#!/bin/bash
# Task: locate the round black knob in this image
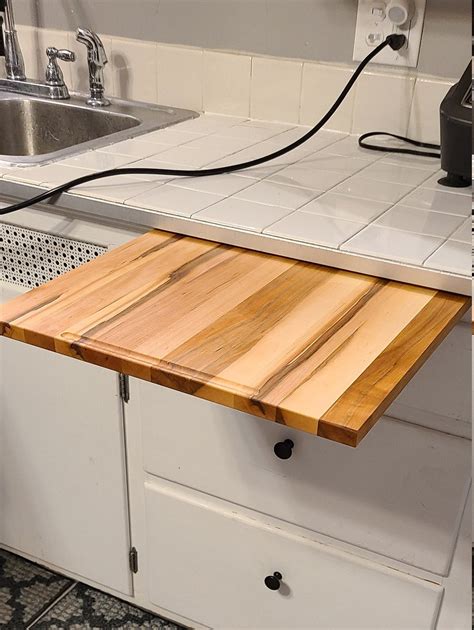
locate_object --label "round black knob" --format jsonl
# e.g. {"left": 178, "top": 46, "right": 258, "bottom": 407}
{"left": 274, "top": 439, "right": 294, "bottom": 460}
{"left": 264, "top": 572, "right": 283, "bottom": 591}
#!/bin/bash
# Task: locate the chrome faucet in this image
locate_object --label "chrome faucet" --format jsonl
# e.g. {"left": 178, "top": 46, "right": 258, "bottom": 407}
{"left": 0, "top": 0, "right": 75, "bottom": 99}
{"left": 0, "top": 0, "right": 25, "bottom": 80}
{"left": 76, "top": 27, "right": 110, "bottom": 107}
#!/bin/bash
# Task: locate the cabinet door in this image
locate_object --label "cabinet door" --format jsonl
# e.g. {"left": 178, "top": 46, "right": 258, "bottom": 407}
{"left": 0, "top": 283, "right": 132, "bottom": 595}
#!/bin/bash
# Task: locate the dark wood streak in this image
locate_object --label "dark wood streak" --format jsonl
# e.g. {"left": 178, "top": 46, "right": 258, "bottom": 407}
{"left": 73, "top": 243, "right": 227, "bottom": 343}
{"left": 131, "top": 233, "right": 185, "bottom": 262}
{"left": 1, "top": 293, "right": 63, "bottom": 324}
{"left": 166, "top": 261, "right": 330, "bottom": 373}
{"left": 251, "top": 279, "right": 387, "bottom": 406}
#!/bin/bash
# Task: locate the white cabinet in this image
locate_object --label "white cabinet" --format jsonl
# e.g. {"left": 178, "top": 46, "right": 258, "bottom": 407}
{"left": 144, "top": 479, "right": 442, "bottom": 630}
{"left": 0, "top": 283, "right": 132, "bottom": 596}
{"left": 129, "top": 378, "right": 471, "bottom": 577}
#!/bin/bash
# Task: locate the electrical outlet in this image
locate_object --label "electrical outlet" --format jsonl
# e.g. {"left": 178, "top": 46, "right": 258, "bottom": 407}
{"left": 353, "top": 0, "right": 427, "bottom": 68}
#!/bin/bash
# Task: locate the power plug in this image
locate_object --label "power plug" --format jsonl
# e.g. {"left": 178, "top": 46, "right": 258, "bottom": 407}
{"left": 353, "top": 0, "right": 426, "bottom": 68}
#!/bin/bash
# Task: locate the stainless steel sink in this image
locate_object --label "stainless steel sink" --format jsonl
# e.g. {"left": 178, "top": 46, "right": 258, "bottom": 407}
{"left": 0, "top": 91, "right": 198, "bottom": 166}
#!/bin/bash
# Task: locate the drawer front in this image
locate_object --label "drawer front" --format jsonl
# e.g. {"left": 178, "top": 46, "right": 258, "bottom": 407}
{"left": 144, "top": 481, "right": 441, "bottom": 629}
{"left": 133, "top": 378, "right": 471, "bottom": 577}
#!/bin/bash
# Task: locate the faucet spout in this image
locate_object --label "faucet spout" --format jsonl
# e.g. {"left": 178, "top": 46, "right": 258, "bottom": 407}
{"left": 0, "top": 0, "right": 26, "bottom": 80}
{"left": 76, "top": 27, "right": 110, "bottom": 107}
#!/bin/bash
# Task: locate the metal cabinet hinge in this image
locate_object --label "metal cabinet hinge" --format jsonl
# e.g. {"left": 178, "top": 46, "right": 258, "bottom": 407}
{"left": 119, "top": 374, "right": 130, "bottom": 403}
{"left": 129, "top": 547, "right": 138, "bottom": 574}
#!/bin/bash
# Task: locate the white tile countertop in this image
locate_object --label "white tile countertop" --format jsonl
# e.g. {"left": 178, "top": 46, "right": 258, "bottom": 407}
{"left": 0, "top": 114, "right": 471, "bottom": 295}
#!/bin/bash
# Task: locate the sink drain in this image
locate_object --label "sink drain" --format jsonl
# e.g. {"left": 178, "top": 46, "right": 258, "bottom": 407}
{"left": 0, "top": 223, "right": 107, "bottom": 289}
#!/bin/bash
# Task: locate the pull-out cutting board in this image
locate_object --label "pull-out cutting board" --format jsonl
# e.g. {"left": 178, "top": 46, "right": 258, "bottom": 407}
{"left": 1, "top": 230, "right": 469, "bottom": 447}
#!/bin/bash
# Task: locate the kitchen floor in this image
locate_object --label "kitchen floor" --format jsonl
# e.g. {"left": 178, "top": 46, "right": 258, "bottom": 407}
{"left": 0, "top": 549, "right": 183, "bottom": 629}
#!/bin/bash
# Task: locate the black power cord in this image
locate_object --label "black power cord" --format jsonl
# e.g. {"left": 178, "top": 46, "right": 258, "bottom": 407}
{"left": 0, "top": 34, "right": 409, "bottom": 216}
{"left": 358, "top": 131, "right": 441, "bottom": 158}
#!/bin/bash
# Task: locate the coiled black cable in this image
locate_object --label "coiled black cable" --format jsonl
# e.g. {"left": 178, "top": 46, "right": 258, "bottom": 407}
{"left": 358, "top": 131, "right": 441, "bottom": 158}
{"left": 0, "top": 34, "right": 409, "bottom": 216}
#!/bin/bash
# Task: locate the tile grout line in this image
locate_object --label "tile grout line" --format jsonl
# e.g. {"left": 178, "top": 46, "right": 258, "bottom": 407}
{"left": 26, "top": 581, "right": 78, "bottom": 629}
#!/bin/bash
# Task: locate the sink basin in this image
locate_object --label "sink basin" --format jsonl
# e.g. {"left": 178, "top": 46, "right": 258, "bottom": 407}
{"left": 0, "top": 91, "right": 198, "bottom": 166}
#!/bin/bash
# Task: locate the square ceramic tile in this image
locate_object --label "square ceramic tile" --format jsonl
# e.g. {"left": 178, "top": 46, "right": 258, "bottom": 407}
{"left": 111, "top": 38, "right": 158, "bottom": 103}
{"left": 408, "top": 78, "right": 454, "bottom": 144}
{"left": 317, "top": 135, "right": 383, "bottom": 161}
{"left": 243, "top": 120, "right": 294, "bottom": 131}
{"left": 142, "top": 128, "right": 205, "bottom": 146}
{"left": 270, "top": 128, "right": 346, "bottom": 153}
{"left": 352, "top": 72, "right": 416, "bottom": 135}
{"left": 300, "top": 63, "right": 355, "bottom": 132}
{"left": 297, "top": 153, "right": 372, "bottom": 174}
{"left": 374, "top": 205, "right": 464, "bottom": 239}
{"left": 332, "top": 174, "right": 414, "bottom": 204}
{"left": 424, "top": 240, "right": 471, "bottom": 275}
{"left": 264, "top": 212, "right": 363, "bottom": 248}
{"left": 171, "top": 174, "right": 253, "bottom": 196}
{"left": 175, "top": 114, "right": 248, "bottom": 134}
{"left": 99, "top": 139, "right": 169, "bottom": 159}
{"left": 235, "top": 180, "right": 321, "bottom": 210}
{"left": 382, "top": 153, "right": 441, "bottom": 171}
{"left": 194, "top": 197, "right": 291, "bottom": 232}
{"left": 215, "top": 123, "right": 284, "bottom": 142}
{"left": 4, "top": 164, "right": 92, "bottom": 187}
{"left": 156, "top": 45, "right": 203, "bottom": 111}
{"left": 402, "top": 187, "right": 471, "bottom": 217}
{"left": 59, "top": 152, "right": 134, "bottom": 171}
{"left": 250, "top": 57, "right": 302, "bottom": 124}
{"left": 342, "top": 224, "right": 444, "bottom": 266}
{"left": 203, "top": 51, "right": 251, "bottom": 117}
{"left": 299, "top": 192, "right": 391, "bottom": 223}
{"left": 360, "top": 161, "right": 433, "bottom": 187}
{"left": 127, "top": 184, "right": 223, "bottom": 217}
{"left": 269, "top": 165, "right": 350, "bottom": 191}
{"left": 74, "top": 176, "right": 162, "bottom": 203}
{"left": 185, "top": 135, "right": 257, "bottom": 154}
{"left": 450, "top": 218, "right": 472, "bottom": 244}
{"left": 120, "top": 159, "right": 177, "bottom": 183}
{"left": 421, "top": 171, "right": 472, "bottom": 196}
{"left": 150, "top": 146, "right": 215, "bottom": 168}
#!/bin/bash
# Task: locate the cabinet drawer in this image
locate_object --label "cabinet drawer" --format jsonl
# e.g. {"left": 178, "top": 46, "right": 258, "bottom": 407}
{"left": 144, "top": 481, "right": 442, "bottom": 629}
{"left": 133, "top": 378, "right": 470, "bottom": 576}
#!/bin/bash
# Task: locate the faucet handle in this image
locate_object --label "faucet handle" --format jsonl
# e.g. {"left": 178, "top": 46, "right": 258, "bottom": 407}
{"left": 48, "top": 47, "right": 76, "bottom": 64}
{"left": 45, "top": 46, "right": 75, "bottom": 95}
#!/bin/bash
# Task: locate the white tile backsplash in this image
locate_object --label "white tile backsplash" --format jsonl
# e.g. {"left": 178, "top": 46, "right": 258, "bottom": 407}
{"left": 16, "top": 26, "right": 449, "bottom": 144}
{"left": 250, "top": 57, "right": 302, "bottom": 124}
{"left": 300, "top": 63, "right": 355, "bottom": 132}
{"left": 408, "top": 78, "right": 454, "bottom": 145}
{"left": 110, "top": 37, "right": 158, "bottom": 103}
{"left": 352, "top": 71, "right": 416, "bottom": 135}
{"left": 156, "top": 45, "right": 203, "bottom": 111}
{"left": 203, "top": 51, "right": 251, "bottom": 117}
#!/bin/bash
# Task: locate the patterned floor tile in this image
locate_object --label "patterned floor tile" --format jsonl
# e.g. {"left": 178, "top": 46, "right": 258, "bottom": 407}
{"left": 32, "top": 582, "right": 184, "bottom": 629}
{"left": 0, "top": 548, "right": 73, "bottom": 629}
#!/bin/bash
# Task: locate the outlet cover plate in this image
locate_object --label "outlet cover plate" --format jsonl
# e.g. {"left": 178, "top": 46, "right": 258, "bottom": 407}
{"left": 353, "top": 0, "right": 427, "bottom": 68}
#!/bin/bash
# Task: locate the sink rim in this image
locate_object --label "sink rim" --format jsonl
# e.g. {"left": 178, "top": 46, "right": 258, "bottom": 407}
{"left": 0, "top": 90, "right": 199, "bottom": 167}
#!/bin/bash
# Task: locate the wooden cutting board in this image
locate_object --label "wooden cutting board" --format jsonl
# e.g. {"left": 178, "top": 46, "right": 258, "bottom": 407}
{"left": 1, "top": 230, "right": 469, "bottom": 447}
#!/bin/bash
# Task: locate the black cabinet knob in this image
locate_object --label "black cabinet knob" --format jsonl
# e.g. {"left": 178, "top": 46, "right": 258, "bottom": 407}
{"left": 274, "top": 439, "right": 294, "bottom": 460}
{"left": 264, "top": 572, "right": 283, "bottom": 591}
